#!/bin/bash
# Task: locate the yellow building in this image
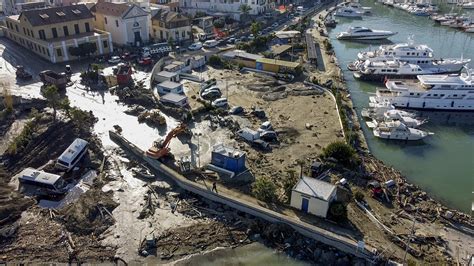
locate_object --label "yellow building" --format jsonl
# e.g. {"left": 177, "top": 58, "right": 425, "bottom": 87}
{"left": 256, "top": 58, "right": 301, "bottom": 73}
{"left": 151, "top": 9, "right": 192, "bottom": 44}
{"left": 4, "top": 4, "right": 113, "bottom": 63}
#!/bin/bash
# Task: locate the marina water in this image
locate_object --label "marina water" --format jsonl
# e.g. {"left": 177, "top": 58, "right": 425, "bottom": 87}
{"left": 329, "top": 0, "right": 474, "bottom": 212}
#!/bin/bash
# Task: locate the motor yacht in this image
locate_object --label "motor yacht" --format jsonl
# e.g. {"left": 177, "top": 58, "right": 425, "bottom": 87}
{"left": 371, "top": 120, "right": 432, "bottom": 140}
{"left": 370, "top": 68, "right": 474, "bottom": 111}
{"left": 337, "top": 27, "right": 397, "bottom": 40}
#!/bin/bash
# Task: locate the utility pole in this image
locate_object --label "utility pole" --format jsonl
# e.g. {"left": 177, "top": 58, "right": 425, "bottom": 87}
{"left": 196, "top": 132, "right": 202, "bottom": 168}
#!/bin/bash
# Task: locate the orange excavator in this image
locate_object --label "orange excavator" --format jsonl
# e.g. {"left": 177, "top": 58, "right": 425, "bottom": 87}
{"left": 146, "top": 123, "right": 188, "bottom": 160}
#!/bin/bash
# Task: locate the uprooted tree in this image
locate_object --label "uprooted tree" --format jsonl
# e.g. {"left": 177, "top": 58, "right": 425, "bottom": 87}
{"left": 321, "top": 141, "right": 358, "bottom": 168}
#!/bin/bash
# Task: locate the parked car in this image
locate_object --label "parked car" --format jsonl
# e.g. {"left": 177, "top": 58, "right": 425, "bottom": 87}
{"left": 259, "top": 121, "right": 273, "bottom": 131}
{"left": 203, "top": 40, "right": 219, "bottom": 48}
{"left": 248, "top": 34, "right": 255, "bottom": 41}
{"left": 240, "top": 36, "right": 248, "bottom": 42}
{"left": 229, "top": 106, "right": 244, "bottom": 115}
{"left": 188, "top": 42, "right": 203, "bottom": 51}
{"left": 201, "top": 88, "right": 222, "bottom": 99}
{"left": 237, "top": 128, "right": 260, "bottom": 142}
{"left": 211, "top": 98, "right": 228, "bottom": 108}
{"left": 272, "top": 22, "right": 279, "bottom": 27}
{"left": 227, "top": 37, "right": 236, "bottom": 44}
{"left": 108, "top": 56, "right": 121, "bottom": 64}
{"left": 259, "top": 130, "right": 278, "bottom": 142}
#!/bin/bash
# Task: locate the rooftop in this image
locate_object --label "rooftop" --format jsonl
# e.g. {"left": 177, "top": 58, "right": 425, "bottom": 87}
{"left": 18, "top": 167, "right": 62, "bottom": 186}
{"left": 256, "top": 58, "right": 301, "bottom": 68}
{"left": 152, "top": 9, "right": 190, "bottom": 23}
{"left": 91, "top": 1, "right": 130, "bottom": 17}
{"left": 58, "top": 138, "right": 88, "bottom": 163}
{"left": 222, "top": 50, "right": 263, "bottom": 61}
{"left": 275, "top": 30, "right": 301, "bottom": 39}
{"left": 271, "top": 44, "right": 292, "bottom": 56}
{"left": 213, "top": 144, "right": 245, "bottom": 158}
{"left": 158, "top": 80, "right": 182, "bottom": 89}
{"left": 160, "top": 92, "right": 187, "bottom": 102}
{"left": 156, "top": 70, "right": 178, "bottom": 78}
{"left": 19, "top": 4, "right": 93, "bottom": 27}
{"left": 293, "top": 176, "right": 336, "bottom": 201}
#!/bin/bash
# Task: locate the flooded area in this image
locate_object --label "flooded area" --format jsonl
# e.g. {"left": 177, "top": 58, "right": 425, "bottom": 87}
{"left": 329, "top": 0, "right": 474, "bottom": 212}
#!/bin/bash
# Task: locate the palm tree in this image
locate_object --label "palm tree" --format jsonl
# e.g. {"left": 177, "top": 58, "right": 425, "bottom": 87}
{"left": 239, "top": 4, "right": 252, "bottom": 21}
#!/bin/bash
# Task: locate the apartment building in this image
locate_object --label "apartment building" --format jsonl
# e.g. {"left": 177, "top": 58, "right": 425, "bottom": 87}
{"left": 4, "top": 4, "right": 113, "bottom": 63}
{"left": 179, "top": 0, "right": 275, "bottom": 20}
{"left": 91, "top": 1, "right": 150, "bottom": 46}
{"left": 151, "top": 9, "right": 192, "bottom": 44}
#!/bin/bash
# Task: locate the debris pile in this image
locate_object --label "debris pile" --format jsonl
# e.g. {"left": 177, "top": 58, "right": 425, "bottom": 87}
{"left": 137, "top": 110, "right": 167, "bottom": 128}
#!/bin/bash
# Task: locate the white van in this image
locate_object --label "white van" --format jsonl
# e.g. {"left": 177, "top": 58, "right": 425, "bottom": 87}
{"left": 203, "top": 40, "right": 219, "bottom": 48}
{"left": 188, "top": 42, "right": 203, "bottom": 51}
{"left": 56, "top": 138, "right": 89, "bottom": 171}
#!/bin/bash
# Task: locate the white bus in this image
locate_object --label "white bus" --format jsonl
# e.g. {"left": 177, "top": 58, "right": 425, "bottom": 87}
{"left": 18, "top": 168, "right": 68, "bottom": 195}
{"left": 56, "top": 138, "right": 89, "bottom": 171}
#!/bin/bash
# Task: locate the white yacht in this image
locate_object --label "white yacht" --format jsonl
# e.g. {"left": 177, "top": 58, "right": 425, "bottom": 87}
{"left": 353, "top": 59, "right": 470, "bottom": 81}
{"left": 337, "top": 1, "right": 372, "bottom": 13}
{"left": 371, "top": 120, "right": 432, "bottom": 141}
{"left": 461, "top": 2, "right": 474, "bottom": 9}
{"left": 334, "top": 7, "right": 364, "bottom": 18}
{"left": 337, "top": 27, "right": 397, "bottom": 40}
{"left": 370, "top": 68, "right": 474, "bottom": 111}
{"left": 383, "top": 110, "right": 426, "bottom": 128}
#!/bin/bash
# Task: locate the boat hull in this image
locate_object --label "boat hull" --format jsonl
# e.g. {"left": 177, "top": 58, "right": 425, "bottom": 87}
{"left": 371, "top": 97, "right": 474, "bottom": 111}
{"left": 337, "top": 34, "right": 396, "bottom": 40}
{"left": 354, "top": 70, "right": 462, "bottom": 82}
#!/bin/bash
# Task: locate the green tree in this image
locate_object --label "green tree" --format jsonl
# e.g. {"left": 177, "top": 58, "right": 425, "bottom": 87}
{"left": 321, "top": 141, "right": 357, "bottom": 168}
{"left": 239, "top": 4, "right": 252, "bottom": 19}
{"left": 41, "top": 85, "right": 61, "bottom": 122}
{"left": 69, "top": 42, "right": 97, "bottom": 57}
{"left": 282, "top": 170, "right": 299, "bottom": 203}
{"left": 328, "top": 202, "right": 348, "bottom": 223}
{"left": 250, "top": 22, "right": 261, "bottom": 36}
{"left": 208, "top": 55, "right": 223, "bottom": 67}
{"left": 252, "top": 177, "right": 277, "bottom": 202}
{"left": 70, "top": 107, "right": 90, "bottom": 132}
{"left": 213, "top": 18, "right": 225, "bottom": 29}
{"left": 60, "top": 98, "right": 71, "bottom": 118}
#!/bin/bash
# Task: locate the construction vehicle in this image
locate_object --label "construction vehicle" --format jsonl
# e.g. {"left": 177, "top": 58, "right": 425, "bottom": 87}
{"left": 39, "top": 70, "right": 68, "bottom": 89}
{"left": 16, "top": 65, "right": 32, "bottom": 80}
{"left": 146, "top": 123, "right": 188, "bottom": 160}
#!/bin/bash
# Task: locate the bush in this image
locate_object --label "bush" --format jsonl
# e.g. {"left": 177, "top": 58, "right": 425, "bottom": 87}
{"left": 208, "top": 55, "right": 223, "bottom": 67}
{"left": 321, "top": 141, "right": 357, "bottom": 168}
{"left": 252, "top": 177, "right": 277, "bottom": 202}
{"left": 328, "top": 201, "right": 347, "bottom": 223}
{"left": 354, "top": 190, "right": 364, "bottom": 202}
{"left": 282, "top": 170, "right": 299, "bottom": 203}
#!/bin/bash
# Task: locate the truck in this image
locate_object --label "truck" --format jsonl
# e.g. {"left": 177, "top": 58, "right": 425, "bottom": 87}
{"left": 16, "top": 65, "right": 32, "bottom": 80}
{"left": 39, "top": 70, "right": 68, "bottom": 89}
{"left": 116, "top": 64, "right": 133, "bottom": 86}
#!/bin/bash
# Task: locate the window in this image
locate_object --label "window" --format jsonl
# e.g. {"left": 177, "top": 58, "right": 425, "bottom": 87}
{"left": 23, "top": 27, "right": 26, "bottom": 35}
{"left": 116, "top": 20, "right": 119, "bottom": 27}
{"left": 15, "top": 25, "right": 19, "bottom": 32}
{"left": 103, "top": 40, "right": 108, "bottom": 48}
{"left": 39, "top": 30, "right": 46, "bottom": 40}
{"left": 182, "top": 31, "right": 185, "bottom": 38}
{"left": 63, "top": 26, "right": 69, "bottom": 36}
{"left": 105, "top": 17, "right": 108, "bottom": 24}
{"left": 85, "top": 22, "right": 90, "bottom": 32}
{"left": 47, "top": 49, "right": 50, "bottom": 56}
{"left": 52, "top": 27, "right": 58, "bottom": 38}
{"left": 31, "top": 31, "right": 34, "bottom": 38}
{"left": 74, "top": 24, "right": 80, "bottom": 34}
{"left": 57, "top": 48, "right": 62, "bottom": 57}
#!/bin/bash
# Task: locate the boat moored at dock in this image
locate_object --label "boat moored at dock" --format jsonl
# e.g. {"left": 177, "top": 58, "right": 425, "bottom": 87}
{"left": 370, "top": 68, "right": 474, "bottom": 111}
{"left": 337, "top": 26, "right": 397, "bottom": 40}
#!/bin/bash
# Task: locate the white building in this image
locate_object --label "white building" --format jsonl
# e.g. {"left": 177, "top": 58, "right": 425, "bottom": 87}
{"left": 91, "top": 1, "right": 150, "bottom": 46}
{"left": 155, "top": 70, "right": 180, "bottom": 83}
{"left": 156, "top": 80, "right": 183, "bottom": 94}
{"left": 290, "top": 176, "right": 337, "bottom": 218}
{"left": 159, "top": 92, "right": 189, "bottom": 107}
{"left": 3, "top": 0, "right": 46, "bottom": 16}
{"left": 179, "top": 0, "right": 275, "bottom": 20}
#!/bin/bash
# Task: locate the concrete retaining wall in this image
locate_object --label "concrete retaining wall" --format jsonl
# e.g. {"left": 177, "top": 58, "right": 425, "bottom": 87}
{"left": 109, "top": 131, "right": 374, "bottom": 261}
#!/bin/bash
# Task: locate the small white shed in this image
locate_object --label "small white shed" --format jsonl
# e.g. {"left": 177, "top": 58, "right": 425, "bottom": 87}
{"left": 155, "top": 71, "right": 179, "bottom": 83}
{"left": 159, "top": 93, "right": 189, "bottom": 107}
{"left": 290, "top": 176, "right": 337, "bottom": 218}
{"left": 156, "top": 81, "right": 183, "bottom": 95}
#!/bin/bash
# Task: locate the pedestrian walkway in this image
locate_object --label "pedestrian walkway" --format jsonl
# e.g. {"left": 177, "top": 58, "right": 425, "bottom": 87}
{"left": 109, "top": 115, "right": 375, "bottom": 261}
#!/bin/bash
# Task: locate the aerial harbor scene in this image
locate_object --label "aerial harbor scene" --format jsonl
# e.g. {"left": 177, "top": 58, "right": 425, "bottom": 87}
{"left": 0, "top": 0, "right": 472, "bottom": 264}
